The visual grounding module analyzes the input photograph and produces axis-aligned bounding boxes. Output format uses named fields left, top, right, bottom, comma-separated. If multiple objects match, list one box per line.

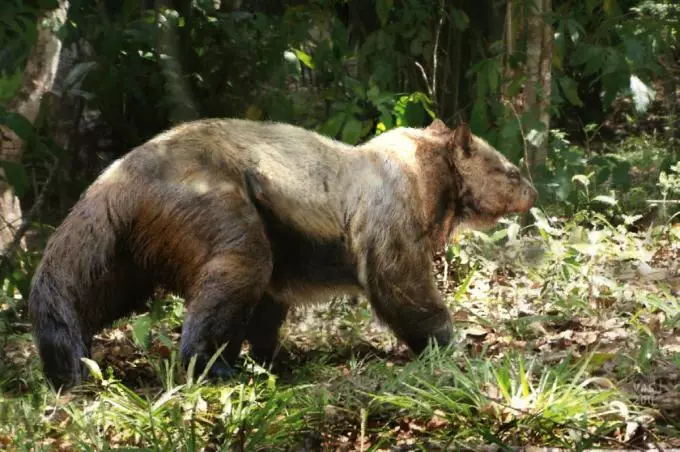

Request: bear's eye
left=508, top=169, right=521, bottom=181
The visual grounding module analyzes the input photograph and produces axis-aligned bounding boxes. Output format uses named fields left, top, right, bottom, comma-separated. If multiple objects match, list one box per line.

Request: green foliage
left=0, top=71, right=22, bottom=104
left=553, top=0, right=678, bottom=114
left=51, top=0, right=447, bottom=150
left=130, top=295, right=184, bottom=352
left=658, top=162, right=680, bottom=199
left=532, top=130, right=680, bottom=221
left=0, top=0, right=46, bottom=77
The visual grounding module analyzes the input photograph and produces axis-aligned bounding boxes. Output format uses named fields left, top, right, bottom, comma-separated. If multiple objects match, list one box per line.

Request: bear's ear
left=426, top=118, right=451, bottom=134
left=451, top=122, right=472, bottom=155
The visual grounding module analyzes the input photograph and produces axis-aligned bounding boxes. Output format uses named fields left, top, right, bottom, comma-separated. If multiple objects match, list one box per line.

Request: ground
left=1, top=212, right=679, bottom=450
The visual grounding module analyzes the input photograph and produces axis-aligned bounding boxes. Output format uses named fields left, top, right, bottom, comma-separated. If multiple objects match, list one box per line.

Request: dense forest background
left=0, top=0, right=679, bottom=449
left=1, top=0, right=678, bottom=232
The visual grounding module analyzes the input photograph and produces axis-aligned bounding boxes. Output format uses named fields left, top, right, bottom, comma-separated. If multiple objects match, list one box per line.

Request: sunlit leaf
left=572, top=174, right=590, bottom=188
left=569, top=243, right=601, bottom=256
left=592, top=195, right=617, bottom=206
left=293, top=49, right=314, bottom=69
left=81, top=358, right=103, bottom=381
left=629, top=75, right=655, bottom=114
left=245, top=105, right=263, bottom=120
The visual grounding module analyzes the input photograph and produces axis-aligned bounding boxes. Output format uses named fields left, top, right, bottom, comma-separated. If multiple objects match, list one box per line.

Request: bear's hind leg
left=180, top=250, right=273, bottom=380
left=245, top=293, right=289, bottom=366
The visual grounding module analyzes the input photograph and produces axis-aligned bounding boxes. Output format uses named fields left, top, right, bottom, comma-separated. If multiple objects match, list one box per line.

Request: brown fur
left=28, top=118, right=537, bottom=389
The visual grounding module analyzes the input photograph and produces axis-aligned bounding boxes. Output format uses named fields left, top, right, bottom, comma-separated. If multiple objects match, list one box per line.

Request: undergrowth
left=0, top=135, right=679, bottom=450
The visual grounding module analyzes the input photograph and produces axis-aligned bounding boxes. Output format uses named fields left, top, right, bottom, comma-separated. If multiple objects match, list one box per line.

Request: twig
left=415, top=61, right=433, bottom=98
left=646, top=200, right=680, bottom=204
left=415, top=0, right=446, bottom=103
left=431, top=0, right=445, bottom=103
left=0, top=156, right=59, bottom=272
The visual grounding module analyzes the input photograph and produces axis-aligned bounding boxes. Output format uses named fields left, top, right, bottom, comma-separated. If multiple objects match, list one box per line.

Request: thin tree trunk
left=524, top=0, right=541, bottom=116
left=524, top=0, right=552, bottom=173
left=502, top=0, right=518, bottom=103
left=536, top=0, right=552, bottom=168
left=0, top=1, right=69, bottom=254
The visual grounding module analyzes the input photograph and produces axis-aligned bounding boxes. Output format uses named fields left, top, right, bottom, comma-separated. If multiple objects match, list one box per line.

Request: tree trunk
left=535, top=0, right=552, bottom=167
left=524, top=0, right=552, bottom=173
left=0, top=1, right=69, bottom=254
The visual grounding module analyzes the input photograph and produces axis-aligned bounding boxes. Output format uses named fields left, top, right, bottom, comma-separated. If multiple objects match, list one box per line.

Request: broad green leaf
left=450, top=8, right=469, bottom=31
left=360, top=120, right=373, bottom=138
left=378, top=106, right=394, bottom=130
left=403, top=100, right=425, bottom=127
left=409, top=38, right=423, bottom=56
left=158, top=333, right=174, bottom=349
left=131, top=315, right=151, bottom=348
left=506, top=75, right=526, bottom=97
left=2, top=112, right=35, bottom=141
left=624, top=39, right=645, bottom=66
left=612, top=161, right=631, bottom=189
left=470, top=101, right=488, bottom=134
left=585, top=0, right=599, bottom=13
left=556, top=167, right=572, bottom=201
left=595, top=165, right=611, bottom=185
left=245, top=104, right=263, bottom=120
left=320, top=113, right=346, bottom=138
left=487, top=60, right=500, bottom=93
left=490, top=228, right=508, bottom=242
left=376, top=0, right=393, bottom=27
left=0, top=161, right=27, bottom=197
left=566, top=19, right=585, bottom=44
left=558, top=76, right=584, bottom=107
left=603, top=0, right=618, bottom=15
left=341, top=117, right=363, bottom=144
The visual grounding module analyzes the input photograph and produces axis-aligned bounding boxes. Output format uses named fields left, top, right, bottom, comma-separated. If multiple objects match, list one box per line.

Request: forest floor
left=1, top=209, right=679, bottom=450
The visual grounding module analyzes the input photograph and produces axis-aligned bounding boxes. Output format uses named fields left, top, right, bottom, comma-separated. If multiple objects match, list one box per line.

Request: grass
left=1, top=136, right=679, bottom=450
left=1, top=213, right=678, bottom=450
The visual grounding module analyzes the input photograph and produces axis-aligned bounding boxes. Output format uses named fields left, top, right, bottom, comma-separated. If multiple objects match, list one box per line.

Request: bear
left=27, top=118, right=537, bottom=390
